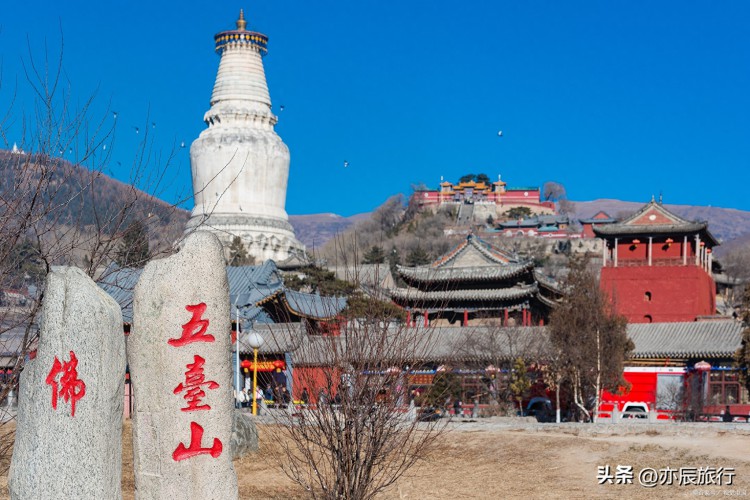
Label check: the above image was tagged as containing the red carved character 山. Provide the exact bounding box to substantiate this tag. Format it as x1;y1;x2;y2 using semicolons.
173;355;219;412
45;350;86;417
172;421;223;461
168;303;215;347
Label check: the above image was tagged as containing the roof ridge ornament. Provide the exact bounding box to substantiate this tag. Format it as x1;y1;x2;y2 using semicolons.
237;9;247;30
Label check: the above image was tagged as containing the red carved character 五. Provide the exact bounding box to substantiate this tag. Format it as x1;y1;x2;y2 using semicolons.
172;421;223;461
45;350;86;417
168;303;215;347
173;355;219;412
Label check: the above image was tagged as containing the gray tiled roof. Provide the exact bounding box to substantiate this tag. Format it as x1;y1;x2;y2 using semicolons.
238;323;306;355
628;320;742;359
272;320;742;364
390;284;538;301
288;325;549;366
99;260;346;325
498;214;569;229
593;222;707;236
591;201;718;245
330;264;395;290
396;262;533;283
97;265;143;323
283;290;347;320
432;235;518;268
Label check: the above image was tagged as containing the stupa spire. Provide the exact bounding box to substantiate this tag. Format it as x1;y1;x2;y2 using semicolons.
236;9;247;30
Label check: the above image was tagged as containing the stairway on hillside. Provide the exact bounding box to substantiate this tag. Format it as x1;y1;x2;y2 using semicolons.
457;203;474;226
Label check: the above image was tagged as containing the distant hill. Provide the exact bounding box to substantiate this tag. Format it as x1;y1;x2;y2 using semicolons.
290;199;750;253
571;199;750;252
0;150;188;251
289;212;370;250
5;149;746;258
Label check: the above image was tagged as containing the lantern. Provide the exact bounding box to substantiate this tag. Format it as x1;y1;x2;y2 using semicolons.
694;360;711;372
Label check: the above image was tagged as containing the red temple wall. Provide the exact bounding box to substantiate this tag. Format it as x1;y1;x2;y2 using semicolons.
616;239;693;261
600;266;716;323
292;366;340;403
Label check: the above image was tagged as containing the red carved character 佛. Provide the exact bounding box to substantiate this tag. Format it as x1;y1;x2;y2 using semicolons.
173;355;219;412
168;303;215;347
45;350;86;417
172;421;223;461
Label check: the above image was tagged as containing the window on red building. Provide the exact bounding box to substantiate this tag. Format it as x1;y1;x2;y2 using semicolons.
708;371;743;405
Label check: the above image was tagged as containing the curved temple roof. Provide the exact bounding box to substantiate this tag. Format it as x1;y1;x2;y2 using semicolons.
592;200;718;245
99;260;346;325
390;283;538;302
397;262;533;284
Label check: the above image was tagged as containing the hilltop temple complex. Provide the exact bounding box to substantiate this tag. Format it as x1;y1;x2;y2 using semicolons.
184;11;306;264
413;176;556;219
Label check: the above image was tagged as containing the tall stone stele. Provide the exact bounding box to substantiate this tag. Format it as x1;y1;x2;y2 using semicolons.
185;10;306;263
129;231;238;499
8;267;126;500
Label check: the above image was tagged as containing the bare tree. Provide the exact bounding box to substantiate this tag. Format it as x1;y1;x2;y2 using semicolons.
547;257;632;422
254;256;456;500
543;181;566;202
262;315;447;499
719;245;750;306
0;36;201;466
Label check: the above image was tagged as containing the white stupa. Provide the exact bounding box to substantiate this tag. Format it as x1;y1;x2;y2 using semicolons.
185;10;306;264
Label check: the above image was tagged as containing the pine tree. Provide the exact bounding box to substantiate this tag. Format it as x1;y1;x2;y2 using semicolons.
362;245;386;264
115;220;150;268
228;236;254;266
406;246;430;266
476;173;491;185
424;372;462;407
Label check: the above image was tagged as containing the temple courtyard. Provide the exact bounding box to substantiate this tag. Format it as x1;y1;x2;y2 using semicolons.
4;418;749;499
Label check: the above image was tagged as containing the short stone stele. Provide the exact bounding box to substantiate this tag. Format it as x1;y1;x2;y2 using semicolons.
8;267;126;499
129;231;238;499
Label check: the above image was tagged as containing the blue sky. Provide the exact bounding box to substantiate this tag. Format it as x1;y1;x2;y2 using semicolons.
2;1;749;216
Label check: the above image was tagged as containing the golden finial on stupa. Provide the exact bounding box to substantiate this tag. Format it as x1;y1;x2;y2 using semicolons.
236;9;247;30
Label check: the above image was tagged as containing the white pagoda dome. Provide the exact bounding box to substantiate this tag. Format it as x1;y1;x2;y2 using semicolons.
185;10;306;264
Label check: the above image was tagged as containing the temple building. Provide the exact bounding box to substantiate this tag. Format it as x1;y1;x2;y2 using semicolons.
184;11;306;263
594;199;718;323
100;260;346;333
579;210;617;238
412;176;555;219
390;235;559;327
497;214;573;238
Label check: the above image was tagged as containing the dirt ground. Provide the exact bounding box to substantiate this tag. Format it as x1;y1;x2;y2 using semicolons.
2;419;750;499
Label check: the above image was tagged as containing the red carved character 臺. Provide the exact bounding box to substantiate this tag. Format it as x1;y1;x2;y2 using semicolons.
168;303;215;347
172;421;223;461
173;355;219;412
45;351;86;417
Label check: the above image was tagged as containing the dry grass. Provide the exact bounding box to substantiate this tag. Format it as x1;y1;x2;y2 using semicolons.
2;420;749;499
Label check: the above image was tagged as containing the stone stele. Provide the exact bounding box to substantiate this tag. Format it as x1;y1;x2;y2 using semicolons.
129;231;238;499
8;266;126;500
